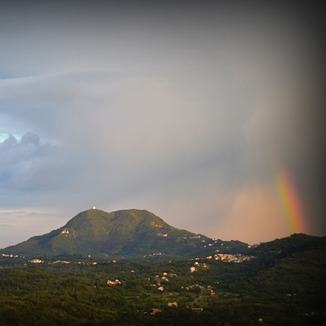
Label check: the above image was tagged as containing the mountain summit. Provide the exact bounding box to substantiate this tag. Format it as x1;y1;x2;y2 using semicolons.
4;209;242;258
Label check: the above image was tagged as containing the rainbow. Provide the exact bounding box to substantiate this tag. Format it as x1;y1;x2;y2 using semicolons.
274;169;305;234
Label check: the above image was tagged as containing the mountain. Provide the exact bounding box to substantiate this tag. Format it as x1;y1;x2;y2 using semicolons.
1;209;248;258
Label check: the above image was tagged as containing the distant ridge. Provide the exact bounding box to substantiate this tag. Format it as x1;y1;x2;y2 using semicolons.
1;209;248;258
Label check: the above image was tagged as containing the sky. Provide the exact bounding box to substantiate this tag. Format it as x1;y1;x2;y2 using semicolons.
0;0;325;247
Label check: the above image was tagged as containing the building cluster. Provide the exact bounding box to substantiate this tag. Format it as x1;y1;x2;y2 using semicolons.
144;252;165;257
156;233;168;237
107;279;122;286
1;253;19;258
190;261;209;272
152;271;176;291
28;259;44;264
214;253;254;263
50;260;71;264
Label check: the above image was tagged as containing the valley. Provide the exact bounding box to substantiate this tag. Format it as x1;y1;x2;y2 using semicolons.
1;234;325;325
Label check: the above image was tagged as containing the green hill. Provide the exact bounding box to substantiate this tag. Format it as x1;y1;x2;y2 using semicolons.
2;209;246;258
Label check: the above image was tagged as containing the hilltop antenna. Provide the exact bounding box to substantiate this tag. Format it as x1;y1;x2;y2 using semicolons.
92;206;96;210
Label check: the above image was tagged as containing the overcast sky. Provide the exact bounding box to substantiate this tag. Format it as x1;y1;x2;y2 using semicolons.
0;0;325;247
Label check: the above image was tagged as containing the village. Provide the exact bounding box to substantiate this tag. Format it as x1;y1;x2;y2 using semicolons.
1;249;255;316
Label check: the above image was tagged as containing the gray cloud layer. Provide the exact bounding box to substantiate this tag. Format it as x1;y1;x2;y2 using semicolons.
0;1;325;246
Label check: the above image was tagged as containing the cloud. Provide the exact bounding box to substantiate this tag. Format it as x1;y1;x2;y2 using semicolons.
21;132;40;145
0;133;57;191
0;1;325;246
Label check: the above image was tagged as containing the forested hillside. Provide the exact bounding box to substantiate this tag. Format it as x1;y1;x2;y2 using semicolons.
0;234;325;325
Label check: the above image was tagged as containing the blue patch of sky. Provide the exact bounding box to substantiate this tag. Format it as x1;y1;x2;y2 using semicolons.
0;132;22;143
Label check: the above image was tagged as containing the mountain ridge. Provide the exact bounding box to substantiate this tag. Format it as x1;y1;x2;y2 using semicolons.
3;208;245;258
2;208;318;259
